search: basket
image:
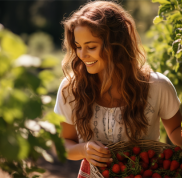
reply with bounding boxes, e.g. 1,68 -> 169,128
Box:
90,139 -> 176,178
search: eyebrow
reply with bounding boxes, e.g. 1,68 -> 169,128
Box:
75,41 -> 99,44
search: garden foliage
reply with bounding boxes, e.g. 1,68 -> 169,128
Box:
0,25 -> 66,178
145,0 -> 182,102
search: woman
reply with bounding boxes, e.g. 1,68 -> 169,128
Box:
54,0 -> 182,177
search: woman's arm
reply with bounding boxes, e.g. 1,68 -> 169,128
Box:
60,122 -> 112,167
161,109 -> 182,147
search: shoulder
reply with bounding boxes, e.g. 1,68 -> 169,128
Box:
149,72 -> 174,89
149,72 -> 171,84
58,77 -> 74,100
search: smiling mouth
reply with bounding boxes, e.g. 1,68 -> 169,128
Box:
85,61 -> 98,65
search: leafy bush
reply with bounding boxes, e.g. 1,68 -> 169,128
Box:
144,0 -> 182,143
0,25 -> 66,178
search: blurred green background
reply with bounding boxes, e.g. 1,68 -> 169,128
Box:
0,0 -> 182,177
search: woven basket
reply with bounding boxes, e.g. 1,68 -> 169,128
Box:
90,139 -> 176,178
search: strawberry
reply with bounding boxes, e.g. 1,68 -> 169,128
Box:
141,161 -> 148,170
143,169 -> 153,177
158,152 -> 164,159
120,165 -> 127,172
133,146 -> 141,155
123,151 -> 130,158
152,173 -> 162,178
148,149 -> 155,158
174,146 -> 182,152
170,160 -> 180,171
163,160 -> 171,170
99,167 -> 106,171
112,164 -> 120,173
102,169 -> 109,178
164,175 -> 171,178
130,155 -> 136,162
129,174 -> 135,178
150,162 -> 158,170
134,175 -> 142,178
140,151 -> 149,164
164,148 -> 173,159
116,152 -> 125,161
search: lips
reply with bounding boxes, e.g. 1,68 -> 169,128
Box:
85,60 -> 98,65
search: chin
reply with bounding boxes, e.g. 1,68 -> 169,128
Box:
86,69 -> 98,74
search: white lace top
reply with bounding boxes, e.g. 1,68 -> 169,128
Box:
54,72 -> 181,144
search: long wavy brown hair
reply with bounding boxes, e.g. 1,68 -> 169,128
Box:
61,0 -> 153,144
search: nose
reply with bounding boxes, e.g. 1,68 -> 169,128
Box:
79,49 -> 89,59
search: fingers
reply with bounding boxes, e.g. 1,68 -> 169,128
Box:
89,159 -> 108,167
87,146 -> 111,158
84,141 -> 113,167
90,141 -> 110,155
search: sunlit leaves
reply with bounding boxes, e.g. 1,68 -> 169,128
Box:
1,30 -> 27,60
152,0 -> 171,4
153,16 -> 163,24
146,0 -> 182,112
0,28 -> 66,176
41,55 -> 60,68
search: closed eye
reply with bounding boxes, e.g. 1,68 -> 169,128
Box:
89,47 -> 96,50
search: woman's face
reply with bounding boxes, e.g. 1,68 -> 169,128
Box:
74,25 -> 106,79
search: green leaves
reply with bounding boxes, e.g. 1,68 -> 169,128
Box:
0,30 -> 27,60
153,16 -> 163,24
152,0 -> 171,4
0,28 -> 66,176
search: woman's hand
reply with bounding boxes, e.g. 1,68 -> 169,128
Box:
83,141 -> 113,167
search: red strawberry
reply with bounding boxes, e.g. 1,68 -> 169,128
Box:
130,155 -> 136,162
164,175 -> 171,178
116,152 -> 125,161
152,173 -> 162,178
112,164 -> 120,173
120,165 -> 127,172
129,174 -> 135,178
123,151 -> 130,158
170,160 -> 180,171
102,169 -> 109,178
174,146 -> 182,152
143,169 -> 153,177
140,151 -> 149,164
148,149 -> 155,158
141,161 -> 148,170
163,160 -> 171,170
99,167 -> 106,171
158,152 -> 164,159
133,146 -> 141,155
150,162 -> 158,170
164,148 -> 173,159
134,175 -> 142,178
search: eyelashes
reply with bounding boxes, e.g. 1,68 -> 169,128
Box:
76,47 -> 96,50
